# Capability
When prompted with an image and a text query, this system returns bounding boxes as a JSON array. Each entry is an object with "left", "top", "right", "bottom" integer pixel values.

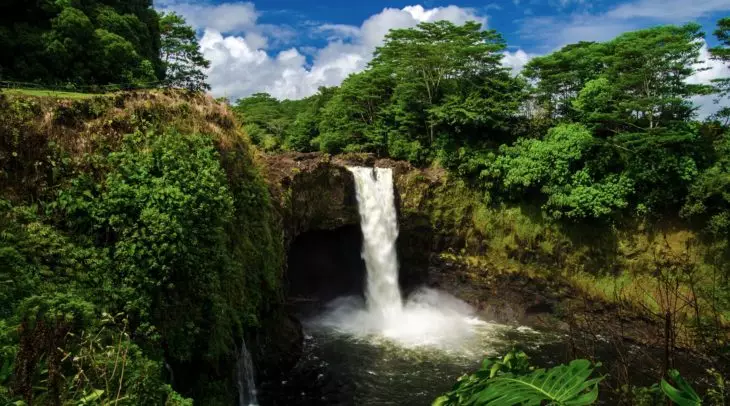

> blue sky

[{"left": 154, "top": 0, "right": 730, "bottom": 108}]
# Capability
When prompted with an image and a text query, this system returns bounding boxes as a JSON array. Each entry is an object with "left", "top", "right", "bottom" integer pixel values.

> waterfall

[
  {"left": 236, "top": 337, "right": 258, "bottom": 406},
  {"left": 312, "top": 166, "right": 480, "bottom": 348},
  {"left": 348, "top": 167, "right": 403, "bottom": 321}
]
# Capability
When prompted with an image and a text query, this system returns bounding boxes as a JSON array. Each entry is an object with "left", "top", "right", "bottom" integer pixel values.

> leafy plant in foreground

[
  {"left": 661, "top": 369, "right": 702, "bottom": 406},
  {"left": 433, "top": 350, "right": 603, "bottom": 406},
  {"left": 436, "top": 350, "right": 727, "bottom": 406}
]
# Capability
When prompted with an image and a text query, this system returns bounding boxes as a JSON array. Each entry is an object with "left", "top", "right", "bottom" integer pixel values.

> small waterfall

[
  {"left": 164, "top": 361, "right": 175, "bottom": 387},
  {"left": 236, "top": 337, "right": 258, "bottom": 406},
  {"left": 348, "top": 167, "right": 403, "bottom": 321}
]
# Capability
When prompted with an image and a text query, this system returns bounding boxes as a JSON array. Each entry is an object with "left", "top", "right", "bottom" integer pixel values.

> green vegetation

[
  {"left": 1, "top": 88, "right": 102, "bottom": 99},
  {"left": 234, "top": 20, "right": 725, "bottom": 222},
  {"left": 0, "top": 92, "right": 282, "bottom": 404},
  {"left": 2, "top": 3, "right": 730, "bottom": 403},
  {"left": 0, "top": 0, "right": 162, "bottom": 86},
  {"left": 0, "top": 1, "right": 208, "bottom": 91},
  {"left": 235, "top": 17, "right": 730, "bottom": 398},
  {"left": 435, "top": 351, "right": 726, "bottom": 405},
  {"left": 159, "top": 12, "right": 211, "bottom": 92},
  {"left": 434, "top": 351, "right": 602, "bottom": 406}
]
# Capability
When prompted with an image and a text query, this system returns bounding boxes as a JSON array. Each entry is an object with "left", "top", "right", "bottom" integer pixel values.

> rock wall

[{"left": 261, "top": 152, "right": 434, "bottom": 298}]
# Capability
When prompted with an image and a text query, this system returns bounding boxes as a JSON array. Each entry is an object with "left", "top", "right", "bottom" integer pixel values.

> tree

[
  {"left": 682, "top": 131, "right": 730, "bottom": 237},
  {"left": 494, "top": 123, "right": 633, "bottom": 220},
  {"left": 709, "top": 17, "right": 730, "bottom": 122},
  {"left": 710, "top": 18, "right": 730, "bottom": 96},
  {"left": 523, "top": 41, "right": 607, "bottom": 119},
  {"left": 232, "top": 93, "right": 309, "bottom": 151},
  {"left": 371, "top": 21, "right": 513, "bottom": 149},
  {"left": 527, "top": 24, "right": 712, "bottom": 131},
  {"left": 159, "top": 12, "right": 210, "bottom": 92},
  {"left": 0, "top": 0, "right": 161, "bottom": 86},
  {"left": 43, "top": 7, "right": 96, "bottom": 82},
  {"left": 286, "top": 87, "right": 336, "bottom": 152},
  {"left": 316, "top": 69, "right": 395, "bottom": 154},
  {"left": 603, "top": 24, "right": 711, "bottom": 131}
]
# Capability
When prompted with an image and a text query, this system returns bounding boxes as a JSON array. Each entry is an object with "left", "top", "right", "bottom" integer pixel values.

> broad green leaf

[{"left": 661, "top": 370, "right": 701, "bottom": 406}]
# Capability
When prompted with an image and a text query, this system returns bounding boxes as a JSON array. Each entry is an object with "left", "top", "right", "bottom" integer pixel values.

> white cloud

[
  {"left": 606, "top": 0, "right": 730, "bottom": 21},
  {"left": 194, "top": 4, "right": 488, "bottom": 100},
  {"left": 156, "top": 1, "right": 295, "bottom": 48},
  {"left": 555, "top": 0, "right": 586, "bottom": 8},
  {"left": 403, "top": 5, "right": 487, "bottom": 26},
  {"left": 689, "top": 42, "right": 730, "bottom": 118},
  {"left": 522, "top": 0, "right": 730, "bottom": 51},
  {"left": 317, "top": 24, "right": 361, "bottom": 40},
  {"left": 521, "top": 14, "right": 637, "bottom": 50},
  {"left": 200, "top": 30, "right": 359, "bottom": 100},
  {"left": 502, "top": 49, "right": 534, "bottom": 74},
  {"left": 158, "top": 1, "right": 259, "bottom": 33}
]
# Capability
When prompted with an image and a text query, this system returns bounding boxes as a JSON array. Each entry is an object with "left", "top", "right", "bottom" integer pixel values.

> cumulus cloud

[
  {"left": 156, "top": 1, "right": 295, "bottom": 48},
  {"left": 521, "top": 14, "right": 637, "bottom": 50},
  {"left": 689, "top": 42, "right": 730, "bottom": 119},
  {"left": 317, "top": 24, "right": 361, "bottom": 40},
  {"left": 193, "top": 4, "right": 489, "bottom": 100},
  {"left": 502, "top": 49, "right": 534, "bottom": 74},
  {"left": 158, "top": 1, "right": 259, "bottom": 33},
  {"left": 199, "top": 30, "right": 360, "bottom": 100}
]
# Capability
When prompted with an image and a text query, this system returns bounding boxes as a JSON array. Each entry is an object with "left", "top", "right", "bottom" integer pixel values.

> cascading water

[
  {"left": 349, "top": 167, "right": 403, "bottom": 322},
  {"left": 236, "top": 338, "right": 258, "bottom": 406},
  {"left": 312, "top": 166, "right": 485, "bottom": 349}
]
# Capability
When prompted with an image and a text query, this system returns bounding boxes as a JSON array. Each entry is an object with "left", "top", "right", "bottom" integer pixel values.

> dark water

[
  {"left": 260, "top": 318, "right": 565, "bottom": 406},
  {"left": 258, "top": 316, "right": 715, "bottom": 406}
]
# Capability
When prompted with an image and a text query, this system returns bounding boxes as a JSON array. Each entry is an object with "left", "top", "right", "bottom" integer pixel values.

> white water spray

[
  {"left": 236, "top": 338, "right": 258, "bottom": 406},
  {"left": 313, "top": 167, "right": 483, "bottom": 349}
]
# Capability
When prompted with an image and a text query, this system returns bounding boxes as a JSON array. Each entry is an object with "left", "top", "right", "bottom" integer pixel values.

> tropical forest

[{"left": 1, "top": 0, "right": 730, "bottom": 405}]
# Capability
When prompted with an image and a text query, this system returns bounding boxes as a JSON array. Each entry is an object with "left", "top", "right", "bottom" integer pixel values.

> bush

[{"left": 493, "top": 124, "right": 632, "bottom": 220}]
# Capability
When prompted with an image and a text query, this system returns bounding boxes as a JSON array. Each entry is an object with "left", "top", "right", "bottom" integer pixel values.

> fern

[{"left": 434, "top": 352, "right": 603, "bottom": 406}]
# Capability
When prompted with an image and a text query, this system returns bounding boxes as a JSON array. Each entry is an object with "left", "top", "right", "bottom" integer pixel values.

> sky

[{"left": 154, "top": 0, "right": 730, "bottom": 115}]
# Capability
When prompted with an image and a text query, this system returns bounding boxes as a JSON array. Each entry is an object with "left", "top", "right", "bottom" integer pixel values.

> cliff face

[
  {"left": 261, "top": 152, "right": 360, "bottom": 246},
  {"left": 260, "top": 152, "right": 434, "bottom": 299}
]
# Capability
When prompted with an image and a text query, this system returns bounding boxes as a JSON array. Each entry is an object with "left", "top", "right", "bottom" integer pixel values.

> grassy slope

[
  {"left": 1, "top": 88, "right": 102, "bottom": 99},
  {"left": 396, "top": 169, "right": 727, "bottom": 341}
]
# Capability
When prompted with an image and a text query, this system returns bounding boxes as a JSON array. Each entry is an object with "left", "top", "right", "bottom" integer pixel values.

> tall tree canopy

[
  {"left": 710, "top": 17, "right": 730, "bottom": 97},
  {"left": 302, "top": 20, "right": 525, "bottom": 163},
  {"left": 0, "top": 0, "right": 162, "bottom": 86},
  {"left": 523, "top": 41, "right": 607, "bottom": 120},
  {"left": 233, "top": 19, "right": 730, "bottom": 222}
]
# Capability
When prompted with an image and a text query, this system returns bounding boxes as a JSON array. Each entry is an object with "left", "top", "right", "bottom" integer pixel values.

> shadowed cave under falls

[
  {"left": 287, "top": 224, "right": 367, "bottom": 306},
  {"left": 266, "top": 167, "right": 556, "bottom": 406}
]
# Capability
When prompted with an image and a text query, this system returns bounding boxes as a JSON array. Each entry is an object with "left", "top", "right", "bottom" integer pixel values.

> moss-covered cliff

[{"left": 0, "top": 91, "right": 284, "bottom": 405}]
